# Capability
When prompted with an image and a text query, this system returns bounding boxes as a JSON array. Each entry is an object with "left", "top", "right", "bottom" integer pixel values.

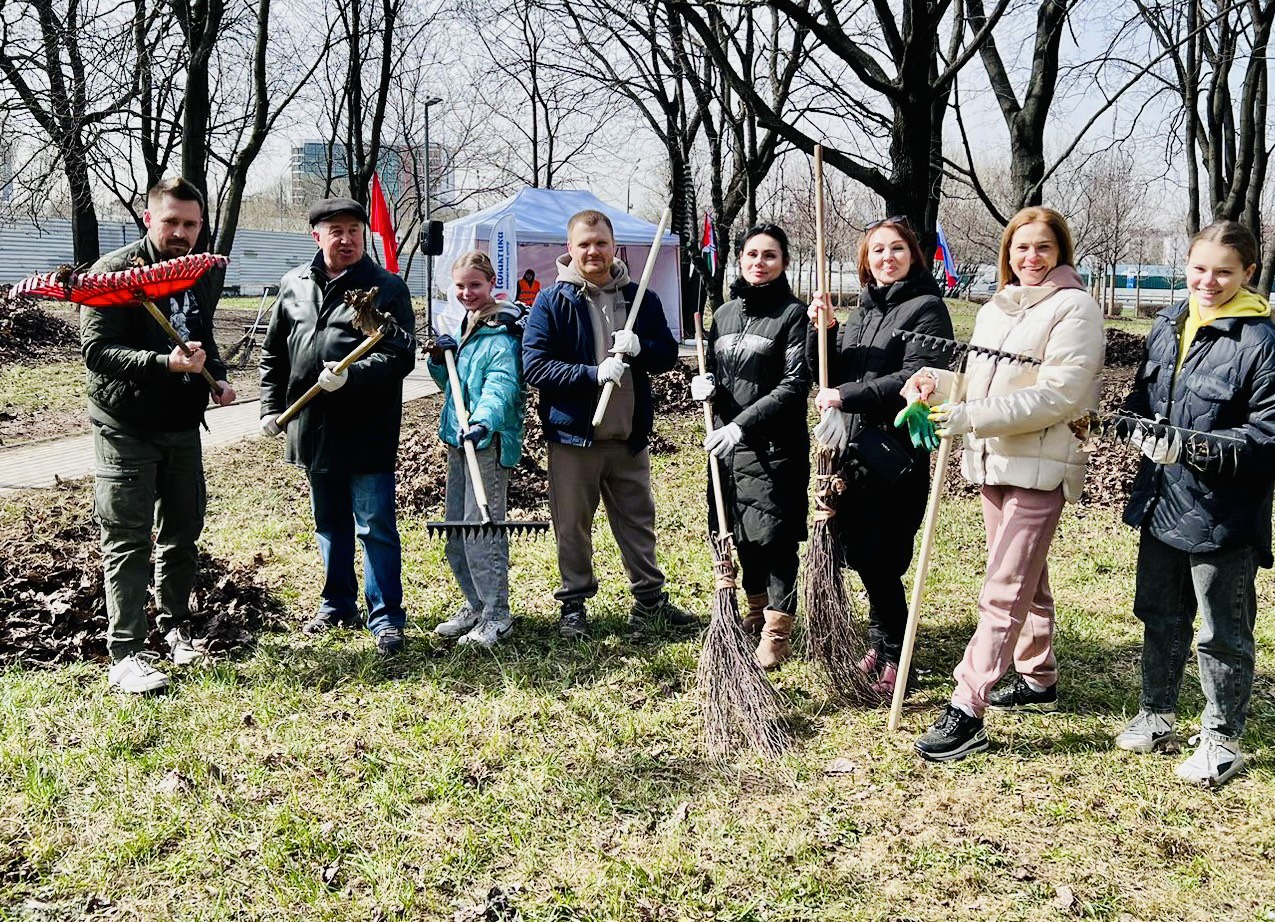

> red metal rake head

[{"left": 10, "top": 253, "right": 229, "bottom": 307}]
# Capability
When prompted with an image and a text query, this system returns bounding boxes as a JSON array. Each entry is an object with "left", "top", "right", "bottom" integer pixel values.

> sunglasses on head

[{"left": 866, "top": 215, "right": 910, "bottom": 231}]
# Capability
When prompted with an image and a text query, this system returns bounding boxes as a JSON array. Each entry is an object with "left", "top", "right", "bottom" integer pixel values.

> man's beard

[{"left": 160, "top": 238, "right": 192, "bottom": 258}]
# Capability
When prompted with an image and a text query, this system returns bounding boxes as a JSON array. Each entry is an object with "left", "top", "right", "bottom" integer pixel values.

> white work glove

[
  {"left": 260, "top": 416, "right": 283, "bottom": 438},
  {"left": 597, "top": 356, "right": 628, "bottom": 385},
  {"left": 703, "top": 422, "right": 743, "bottom": 457},
  {"left": 317, "top": 362, "right": 348, "bottom": 392},
  {"left": 690, "top": 373, "right": 716, "bottom": 402},
  {"left": 1131, "top": 427, "right": 1182, "bottom": 464},
  {"left": 813, "top": 407, "right": 851, "bottom": 453},
  {"left": 612, "top": 329, "right": 641, "bottom": 357},
  {"left": 929, "top": 402, "right": 972, "bottom": 438}
]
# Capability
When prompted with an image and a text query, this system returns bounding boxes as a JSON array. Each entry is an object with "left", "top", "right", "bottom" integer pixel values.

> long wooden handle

[
  {"left": 274, "top": 329, "right": 385, "bottom": 427},
  {"left": 592, "top": 206, "right": 673, "bottom": 428},
  {"left": 813, "top": 145, "right": 829, "bottom": 390},
  {"left": 141, "top": 299, "right": 222, "bottom": 395},
  {"left": 888, "top": 364, "right": 970, "bottom": 731},
  {"left": 694, "top": 312, "right": 730, "bottom": 537},
  {"left": 443, "top": 347, "right": 492, "bottom": 520}
]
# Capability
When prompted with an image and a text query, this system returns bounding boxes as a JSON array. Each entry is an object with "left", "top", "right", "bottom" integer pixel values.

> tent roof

[{"left": 445, "top": 187, "right": 680, "bottom": 246}]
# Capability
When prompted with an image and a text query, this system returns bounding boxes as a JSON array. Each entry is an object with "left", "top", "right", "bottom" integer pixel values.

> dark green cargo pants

[{"left": 92, "top": 422, "right": 205, "bottom": 661}]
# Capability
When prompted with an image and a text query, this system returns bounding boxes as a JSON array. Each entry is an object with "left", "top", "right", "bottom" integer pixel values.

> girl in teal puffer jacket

[{"left": 428, "top": 251, "right": 525, "bottom": 648}]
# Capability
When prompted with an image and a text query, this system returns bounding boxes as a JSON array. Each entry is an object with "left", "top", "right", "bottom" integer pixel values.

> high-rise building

[{"left": 289, "top": 140, "right": 453, "bottom": 213}]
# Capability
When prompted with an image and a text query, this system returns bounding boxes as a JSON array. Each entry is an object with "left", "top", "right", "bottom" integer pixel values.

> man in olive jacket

[
  {"left": 259, "top": 197, "right": 416, "bottom": 656},
  {"left": 83, "top": 177, "right": 236, "bottom": 694}
]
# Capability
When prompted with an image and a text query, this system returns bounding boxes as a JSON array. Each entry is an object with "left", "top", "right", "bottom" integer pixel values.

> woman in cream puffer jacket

[{"left": 905, "top": 206, "right": 1105, "bottom": 763}]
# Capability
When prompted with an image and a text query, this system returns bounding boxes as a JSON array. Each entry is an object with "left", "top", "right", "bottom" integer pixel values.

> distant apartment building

[{"left": 289, "top": 140, "right": 453, "bottom": 213}]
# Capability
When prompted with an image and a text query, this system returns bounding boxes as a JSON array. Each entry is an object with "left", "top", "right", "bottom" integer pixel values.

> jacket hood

[
  {"left": 461, "top": 298, "right": 524, "bottom": 341},
  {"left": 555, "top": 254, "right": 632, "bottom": 294}
]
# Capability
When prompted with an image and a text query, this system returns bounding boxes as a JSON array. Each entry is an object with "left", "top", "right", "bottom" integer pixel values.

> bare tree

[{"left": 1067, "top": 147, "right": 1148, "bottom": 315}]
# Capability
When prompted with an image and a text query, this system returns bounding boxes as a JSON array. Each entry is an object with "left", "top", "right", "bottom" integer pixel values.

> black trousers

[
  {"left": 736, "top": 537, "right": 801, "bottom": 616},
  {"left": 834, "top": 461, "right": 929, "bottom": 663}
]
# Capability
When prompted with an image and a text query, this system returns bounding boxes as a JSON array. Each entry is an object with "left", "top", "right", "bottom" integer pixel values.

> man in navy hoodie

[{"left": 522, "top": 209, "right": 695, "bottom": 639}]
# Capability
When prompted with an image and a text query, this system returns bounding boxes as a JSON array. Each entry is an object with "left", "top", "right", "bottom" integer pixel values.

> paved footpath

[{"left": 0, "top": 367, "right": 439, "bottom": 496}]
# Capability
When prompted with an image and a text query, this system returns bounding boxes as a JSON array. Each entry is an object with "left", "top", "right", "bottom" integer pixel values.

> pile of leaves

[
  {"left": 0, "top": 296, "right": 79, "bottom": 366},
  {"left": 0, "top": 484, "right": 288, "bottom": 666},
  {"left": 943, "top": 326, "right": 1144, "bottom": 509}
]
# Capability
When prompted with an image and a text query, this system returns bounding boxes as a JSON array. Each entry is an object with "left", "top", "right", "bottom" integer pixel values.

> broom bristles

[
  {"left": 802, "top": 447, "right": 877, "bottom": 701},
  {"left": 697, "top": 536, "right": 792, "bottom": 760}
]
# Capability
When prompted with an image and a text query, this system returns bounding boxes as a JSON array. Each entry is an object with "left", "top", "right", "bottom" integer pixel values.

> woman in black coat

[
  {"left": 693, "top": 224, "right": 810, "bottom": 669},
  {"left": 806, "top": 217, "right": 953, "bottom": 696}
]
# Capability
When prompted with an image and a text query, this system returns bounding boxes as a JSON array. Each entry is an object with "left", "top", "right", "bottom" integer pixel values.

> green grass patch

[{"left": 2, "top": 403, "right": 1275, "bottom": 919}]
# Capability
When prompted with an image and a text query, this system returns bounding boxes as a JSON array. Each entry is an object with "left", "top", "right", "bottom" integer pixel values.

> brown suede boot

[
  {"left": 756, "top": 609, "right": 793, "bottom": 671},
  {"left": 741, "top": 593, "right": 768, "bottom": 636}
]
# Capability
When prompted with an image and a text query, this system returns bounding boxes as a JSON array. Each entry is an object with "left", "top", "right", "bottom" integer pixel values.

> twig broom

[{"left": 693, "top": 311, "right": 791, "bottom": 760}]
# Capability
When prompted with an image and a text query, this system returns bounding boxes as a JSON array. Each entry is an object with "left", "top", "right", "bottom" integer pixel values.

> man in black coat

[{"left": 259, "top": 197, "right": 416, "bottom": 656}]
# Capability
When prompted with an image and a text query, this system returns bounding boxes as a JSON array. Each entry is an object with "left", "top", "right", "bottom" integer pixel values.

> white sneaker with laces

[
  {"left": 1115, "top": 710, "right": 1177, "bottom": 753},
  {"left": 457, "top": 618, "right": 512, "bottom": 649},
  {"left": 1175, "top": 734, "right": 1246, "bottom": 787},
  {"left": 435, "top": 604, "right": 482, "bottom": 638},
  {"left": 108, "top": 652, "right": 171, "bottom": 694},
  {"left": 165, "top": 626, "right": 207, "bottom": 666}
]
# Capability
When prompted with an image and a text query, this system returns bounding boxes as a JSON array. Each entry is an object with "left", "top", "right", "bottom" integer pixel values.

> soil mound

[{"left": 0, "top": 298, "right": 79, "bottom": 366}]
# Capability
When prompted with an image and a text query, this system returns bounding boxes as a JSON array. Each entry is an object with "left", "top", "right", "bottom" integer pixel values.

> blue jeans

[
  {"left": 309, "top": 471, "right": 405, "bottom": 636},
  {"left": 1134, "top": 531, "right": 1258, "bottom": 741}
]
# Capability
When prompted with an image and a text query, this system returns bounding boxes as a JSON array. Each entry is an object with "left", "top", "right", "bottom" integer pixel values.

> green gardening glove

[{"left": 894, "top": 399, "right": 940, "bottom": 452}]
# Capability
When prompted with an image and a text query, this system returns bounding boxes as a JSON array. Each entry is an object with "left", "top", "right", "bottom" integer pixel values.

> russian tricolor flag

[{"left": 935, "top": 221, "right": 958, "bottom": 288}]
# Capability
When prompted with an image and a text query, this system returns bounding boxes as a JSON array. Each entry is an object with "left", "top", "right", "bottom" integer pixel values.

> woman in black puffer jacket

[
  {"left": 692, "top": 224, "right": 811, "bottom": 669},
  {"left": 806, "top": 217, "right": 953, "bottom": 697}
]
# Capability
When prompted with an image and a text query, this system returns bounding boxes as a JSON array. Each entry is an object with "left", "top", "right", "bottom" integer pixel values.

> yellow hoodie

[{"left": 1177, "top": 288, "right": 1272, "bottom": 373}]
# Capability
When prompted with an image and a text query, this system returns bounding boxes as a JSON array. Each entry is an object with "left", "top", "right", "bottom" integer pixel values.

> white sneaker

[
  {"left": 434, "top": 604, "right": 481, "bottom": 638},
  {"left": 108, "top": 653, "right": 171, "bottom": 694},
  {"left": 1115, "top": 710, "right": 1177, "bottom": 753},
  {"left": 457, "top": 618, "right": 512, "bottom": 649},
  {"left": 1175, "top": 735, "right": 1246, "bottom": 787},
  {"left": 165, "top": 626, "right": 207, "bottom": 666}
]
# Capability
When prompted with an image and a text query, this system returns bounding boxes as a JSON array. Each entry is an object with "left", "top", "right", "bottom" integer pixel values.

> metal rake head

[
  {"left": 895, "top": 330, "right": 1042, "bottom": 368},
  {"left": 1071, "top": 411, "right": 1245, "bottom": 473},
  {"left": 424, "top": 520, "right": 552, "bottom": 540}
]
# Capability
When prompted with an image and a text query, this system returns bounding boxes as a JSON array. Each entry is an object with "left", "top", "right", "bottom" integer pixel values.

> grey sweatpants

[
  {"left": 547, "top": 440, "right": 665, "bottom": 603},
  {"left": 92, "top": 422, "right": 205, "bottom": 661},
  {"left": 444, "top": 444, "right": 511, "bottom": 621}
]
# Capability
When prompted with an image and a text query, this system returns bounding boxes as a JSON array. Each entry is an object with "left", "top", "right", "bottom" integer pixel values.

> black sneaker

[
  {"left": 628, "top": 591, "right": 698, "bottom": 630},
  {"left": 915, "top": 704, "right": 989, "bottom": 762},
  {"left": 988, "top": 676, "right": 1058, "bottom": 712},
  {"left": 559, "top": 600, "right": 588, "bottom": 640},
  {"left": 376, "top": 627, "right": 405, "bottom": 657},
  {"left": 302, "top": 610, "right": 362, "bottom": 635}
]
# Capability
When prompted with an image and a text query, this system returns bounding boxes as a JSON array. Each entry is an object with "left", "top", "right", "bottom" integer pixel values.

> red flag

[{"left": 369, "top": 172, "right": 399, "bottom": 273}]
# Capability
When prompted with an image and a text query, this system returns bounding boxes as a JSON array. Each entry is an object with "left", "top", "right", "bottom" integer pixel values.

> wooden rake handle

[
  {"left": 274, "top": 328, "right": 386, "bottom": 427},
  {"left": 693, "top": 312, "right": 731, "bottom": 539},
  {"left": 887, "top": 363, "right": 970, "bottom": 731},
  {"left": 813, "top": 145, "right": 830, "bottom": 390},
  {"left": 442, "top": 346, "right": 493, "bottom": 522},
  {"left": 140, "top": 299, "right": 222, "bottom": 396},
  {"left": 591, "top": 206, "right": 672, "bottom": 428}
]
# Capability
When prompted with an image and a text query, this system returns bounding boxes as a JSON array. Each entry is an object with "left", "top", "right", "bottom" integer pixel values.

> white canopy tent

[{"left": 431, "top": 187, "right": 683, "bottom": 337}]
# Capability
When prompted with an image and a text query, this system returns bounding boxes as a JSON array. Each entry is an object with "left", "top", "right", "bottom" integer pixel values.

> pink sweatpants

[{"left": 951, "top": 484, "right": 1065, "bottom": 717}]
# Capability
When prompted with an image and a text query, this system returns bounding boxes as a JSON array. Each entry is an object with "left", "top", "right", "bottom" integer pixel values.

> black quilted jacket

[
  {"left": 1123, "top": 299, "right": 1275, "bottom": 566},
  {"left": 704, "top": 276, "right": 810, "bottom": 546}
]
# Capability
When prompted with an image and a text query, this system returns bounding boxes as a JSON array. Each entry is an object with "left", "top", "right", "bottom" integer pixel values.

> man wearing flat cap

[{"left": 259, "top": 196, "right": 417, "bottom": 656}]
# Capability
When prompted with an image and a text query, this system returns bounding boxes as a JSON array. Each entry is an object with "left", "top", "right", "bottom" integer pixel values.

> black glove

[{"left": 428, "top": 334, "right": 459, "bottom": 362}]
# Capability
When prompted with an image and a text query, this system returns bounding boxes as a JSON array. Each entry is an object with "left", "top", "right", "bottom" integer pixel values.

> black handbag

[{"left": 844, "top": 425, "right": 914, "bottom": 485}]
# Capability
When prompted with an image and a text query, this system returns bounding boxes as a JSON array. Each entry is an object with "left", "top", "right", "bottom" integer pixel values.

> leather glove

[
  {"left": 428, "top": 334, "right": 459, "bottom": 362},
  {"left": 597, "top": 356, "right": 628, "bottom": 385},
  {"left": 611, "top": 329, "right": 641, "bottom": 357},
  {"left": 894, "top": 400, "right": 939, "bottom": 451},
  {"left": 929, "top": 402, "right": 971, "bottom": 438},
  {"left": 1130, "top": 427, "right": 1182, "bottom": 464},
  {"left": 690, "top": 373, "right": 716, "bottom": 402},
  {"left": 260, "top": 415, "right": 283, "bottom": 438},
  {"left": 460, "top": 422, "right": 490, "bottom": 445},
  {"left": 813, "top": 407, "right": 850, "bottom": 453},
  {"left": 703, "top": 422, "right": 743, "bottom": 457},
  {"left": 317, "top": 362, "right": 348, "bottom": 392}
]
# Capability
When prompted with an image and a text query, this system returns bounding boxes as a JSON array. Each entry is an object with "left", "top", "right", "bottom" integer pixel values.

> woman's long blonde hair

[{"left": 998, "top": 207, "right": 1076, "bottom": 289}]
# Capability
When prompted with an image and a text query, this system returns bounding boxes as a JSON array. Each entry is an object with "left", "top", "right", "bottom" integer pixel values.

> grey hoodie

[{"left": 555, "top": 254, "right": 635, "bottom": 440}]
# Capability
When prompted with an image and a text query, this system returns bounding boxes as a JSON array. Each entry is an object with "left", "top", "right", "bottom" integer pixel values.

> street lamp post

[{"left": 422, "top": 95, "right": 443, "bottom": 334}]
